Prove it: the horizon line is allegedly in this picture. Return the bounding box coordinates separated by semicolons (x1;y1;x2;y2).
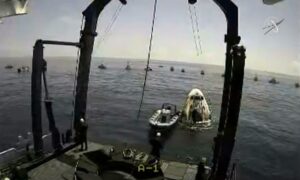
1;55;299;78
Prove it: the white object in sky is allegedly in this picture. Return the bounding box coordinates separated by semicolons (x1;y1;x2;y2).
263;18;284;35
0;0;29;19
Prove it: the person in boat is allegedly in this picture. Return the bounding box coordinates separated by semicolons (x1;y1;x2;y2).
161;106;171;123
78;118;88;151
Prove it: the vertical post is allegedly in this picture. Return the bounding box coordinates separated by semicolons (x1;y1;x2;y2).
31;40;44;155
74;0;112;134
42;60;62;151
214;0;240;139
210;0;241;178
215;45;246;179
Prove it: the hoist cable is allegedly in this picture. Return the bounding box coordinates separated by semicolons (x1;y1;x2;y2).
70;15;85;131
137;0;158;121
193;5;202;54
104;4;123;35
188;4;200;56
97;4;123;48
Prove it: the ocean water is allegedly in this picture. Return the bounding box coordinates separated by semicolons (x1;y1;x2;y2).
0;57;299;180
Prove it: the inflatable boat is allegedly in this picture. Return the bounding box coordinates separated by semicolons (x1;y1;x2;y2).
149;103;179;130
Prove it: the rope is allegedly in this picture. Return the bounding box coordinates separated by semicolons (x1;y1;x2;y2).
97;4;123;48
70;15;85;131
193;5;202;54
188;4;200;56
137;0;158;121
104;4;123;36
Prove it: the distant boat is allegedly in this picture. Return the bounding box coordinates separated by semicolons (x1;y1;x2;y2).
125;62;131;70
98;64;106;69
170;66;174;72
221;73;225;77
17;66;30;73
201;70;205;75
5;64;13;69
158;65;164;68
21;66;29;72
144;67;152;71
181;69;185;73
295;83;299;88
269;78;279;84
254;75;258;81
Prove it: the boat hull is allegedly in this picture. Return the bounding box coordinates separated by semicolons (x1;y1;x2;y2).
149;110;179;130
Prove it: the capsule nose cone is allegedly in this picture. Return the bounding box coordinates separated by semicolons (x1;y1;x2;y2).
119;0;127;5
188;0;197;5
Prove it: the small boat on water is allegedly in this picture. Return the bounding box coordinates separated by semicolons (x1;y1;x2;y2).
125;62;131;70
201;70;205;75
295;83;299;88
98;64;107;69
17;66;30;73
181;88;211;127
22;66;30;72
181;68;185;73
158;65;163;68
144;67;152;71
5;64;13;69
170;66;174;72
254;75;258;81
269;78;279;84
149;103;180;130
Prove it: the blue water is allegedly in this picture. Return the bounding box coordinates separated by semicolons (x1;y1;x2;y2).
0;57;299;180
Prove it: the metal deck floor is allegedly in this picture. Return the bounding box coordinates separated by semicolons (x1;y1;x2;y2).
28;142;198;180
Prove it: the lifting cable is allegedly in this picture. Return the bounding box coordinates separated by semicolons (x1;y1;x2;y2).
97;3;123;48
188;3;202;56
193;5;203;54
70;15;85;131
137;0;158;121
188;4;199;56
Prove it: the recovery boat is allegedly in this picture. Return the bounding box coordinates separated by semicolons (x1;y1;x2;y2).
149;103;180;130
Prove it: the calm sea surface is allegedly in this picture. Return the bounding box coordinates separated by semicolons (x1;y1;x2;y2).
0;57;299;180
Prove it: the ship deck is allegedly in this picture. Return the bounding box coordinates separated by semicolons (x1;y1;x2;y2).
28;141;199;180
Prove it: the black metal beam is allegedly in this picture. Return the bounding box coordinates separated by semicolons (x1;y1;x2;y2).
73;0;113;134
42;40;80;47
213;0;240;133
210;0;241;179
215;46;246;180
31;39;80;155
31;40;44;155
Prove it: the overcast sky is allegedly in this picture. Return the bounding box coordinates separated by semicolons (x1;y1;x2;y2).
0;0;299;76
